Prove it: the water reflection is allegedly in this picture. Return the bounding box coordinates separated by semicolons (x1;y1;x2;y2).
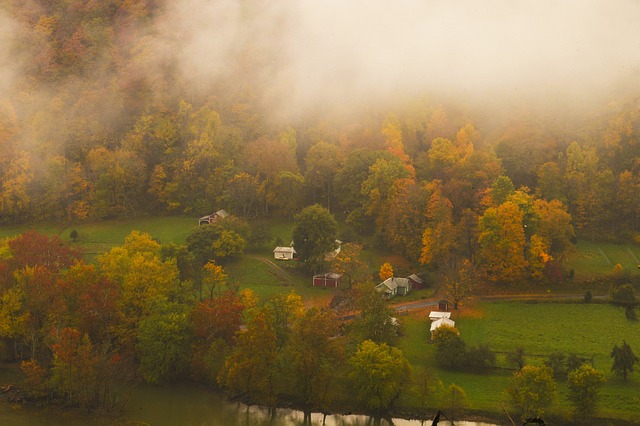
229;404;496;426
125;384;497;426
0;376;497;426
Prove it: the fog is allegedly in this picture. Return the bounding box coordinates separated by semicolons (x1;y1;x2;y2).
161;0;640;121
0;13;20;100
2;1;639;126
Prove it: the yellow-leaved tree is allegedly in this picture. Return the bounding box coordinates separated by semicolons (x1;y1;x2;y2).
379;262;394;281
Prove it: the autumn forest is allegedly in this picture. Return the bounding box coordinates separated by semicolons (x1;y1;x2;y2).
1;0;640;423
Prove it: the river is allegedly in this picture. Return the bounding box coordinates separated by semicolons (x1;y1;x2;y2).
0;369;498;426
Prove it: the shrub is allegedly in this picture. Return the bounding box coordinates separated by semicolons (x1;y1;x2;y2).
507;365;556;421
544;351;567;380
612;284;636;305
432;326;466;369
584;289;592;303
506;347;526;370
625;305;638;321
566;354;588;373
466;344;496;370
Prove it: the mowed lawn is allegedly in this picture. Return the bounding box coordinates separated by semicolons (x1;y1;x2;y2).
567;240;640;278
398;302;640;421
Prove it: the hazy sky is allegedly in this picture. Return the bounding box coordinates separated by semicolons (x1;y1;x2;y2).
162;0;640;119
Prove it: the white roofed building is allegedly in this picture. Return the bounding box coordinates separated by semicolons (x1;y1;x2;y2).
273;246;297;260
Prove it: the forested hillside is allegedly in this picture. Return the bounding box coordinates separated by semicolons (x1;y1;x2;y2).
2;3;640;422
1;1;640;280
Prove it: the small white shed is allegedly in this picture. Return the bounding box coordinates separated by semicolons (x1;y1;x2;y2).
273;246;297;260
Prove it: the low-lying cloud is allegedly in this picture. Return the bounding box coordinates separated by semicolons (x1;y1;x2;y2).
162;0;640;120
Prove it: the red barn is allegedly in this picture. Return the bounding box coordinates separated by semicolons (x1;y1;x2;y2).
312;272;342;288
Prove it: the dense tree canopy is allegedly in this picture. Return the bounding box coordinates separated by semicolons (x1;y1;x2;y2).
291;204;338;269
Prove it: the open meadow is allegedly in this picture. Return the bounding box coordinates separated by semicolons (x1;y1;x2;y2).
567;240;640;279
397;301;640;422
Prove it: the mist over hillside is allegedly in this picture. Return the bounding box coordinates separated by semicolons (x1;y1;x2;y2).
1;0;640;231
161;0;640;121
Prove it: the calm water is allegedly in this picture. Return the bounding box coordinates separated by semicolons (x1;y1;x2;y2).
0;370;498;426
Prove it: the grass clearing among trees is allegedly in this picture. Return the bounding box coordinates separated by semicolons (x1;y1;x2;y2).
396;302;640;422
567;241;640;279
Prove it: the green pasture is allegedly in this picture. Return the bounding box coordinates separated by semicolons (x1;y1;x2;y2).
224;256;334;302
0;217;197;247
397;302;640;422
567;240;640;278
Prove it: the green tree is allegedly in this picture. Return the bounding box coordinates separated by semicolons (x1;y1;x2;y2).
507;365;556;421
432;325;466;369
136;302;192;384
361;157;410;231
223;173;259;218
351;283;398;345
379;179;428;261
567;364;606;422
286;308;342;407
465;343;496;370
348;339;411;411
490;175;516;206
264;291;304;349
211;230;245;261
420;182;455;268
186;222;247;267
535;161;565;202
291;204;338;270
507;347;526;370
267;171;305;219
98;231;181;349
610;340;639;381
443;383;467;424
412;368;442;412
304;141;340;211
612;283;636;305
335;150;396;230
544;351;568;380
220;306;279;408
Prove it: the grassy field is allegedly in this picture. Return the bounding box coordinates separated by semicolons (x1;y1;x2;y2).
397;302;640;422
567;240;640;279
